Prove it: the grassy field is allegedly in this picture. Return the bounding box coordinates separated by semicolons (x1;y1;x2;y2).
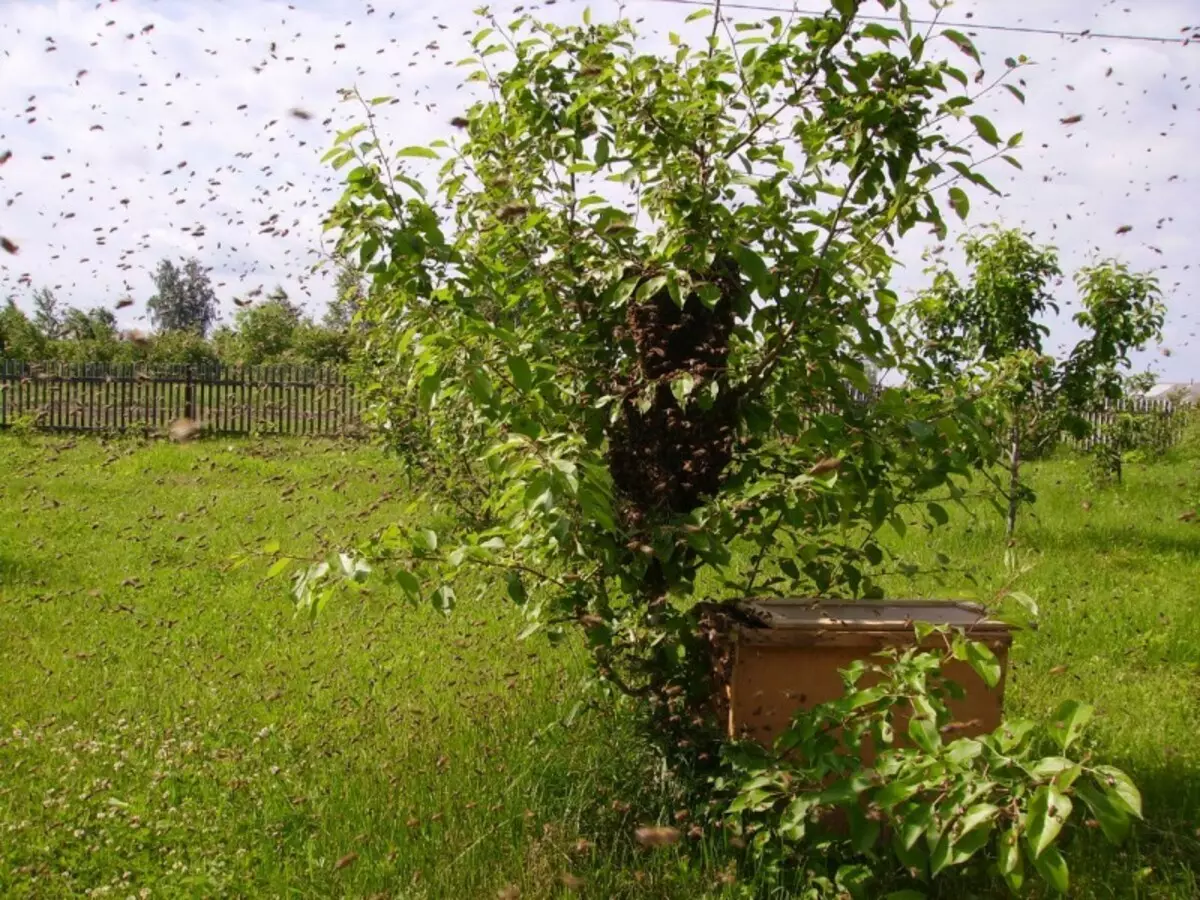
0;433;1197;898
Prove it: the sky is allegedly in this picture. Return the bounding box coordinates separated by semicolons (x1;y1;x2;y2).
0;0;1197;380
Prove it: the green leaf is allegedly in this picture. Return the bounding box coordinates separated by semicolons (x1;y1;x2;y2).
907;714;940;754
928;833;952;875
418;372;441;412
395;569;421;599
670;373;697;405
1004;83;1026;104
999;824;1023;888
875;779;920;810
906;420;935;441
431;585;455;615
969;115;1001;147
1030;845;1069;894
964;640;1001;689
635;275;668;303
1093;765;1143;818
892;827;928;875
944;737;982;765
612;276;640;306
862;23;902;44
1030;756;1079;781
507;356;534;391
1026;785;1072;859
1047;699;1093;752
957;802;999;835
942;29;980;65
265;557;290;579
1075;782;1132;843
397;145;440;159
948;187;969;220
505;571;527;605
684;8;712;21
993;718;1037;753
848;806;882;853
262;539;281;555
732;244;772;298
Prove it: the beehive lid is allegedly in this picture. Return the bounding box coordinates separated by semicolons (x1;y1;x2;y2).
740;598;1010;634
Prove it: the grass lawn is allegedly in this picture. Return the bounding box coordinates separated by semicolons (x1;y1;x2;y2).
1;433;1198;898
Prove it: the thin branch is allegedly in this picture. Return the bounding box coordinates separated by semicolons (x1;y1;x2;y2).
721;11;851;160
708;0;723;55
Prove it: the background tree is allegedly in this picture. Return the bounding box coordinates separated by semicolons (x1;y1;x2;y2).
325;263;365;331
147;257;219;336
0;298;48;359
225;295;303;364
60;306;118;343
143;329;220;368
32;287;64;341
291;321;351;365
265;284;304;319
911;226;1165;534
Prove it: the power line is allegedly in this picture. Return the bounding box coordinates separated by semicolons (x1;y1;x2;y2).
634;0;1199;46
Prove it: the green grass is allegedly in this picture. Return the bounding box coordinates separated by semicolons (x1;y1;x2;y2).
0;434;1198;898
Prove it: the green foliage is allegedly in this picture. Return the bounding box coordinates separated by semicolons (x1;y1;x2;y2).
0;298;48;359
60;306;118;342
310;2;1026;694
141;328;221;366
914;227;1063;368
325;261;365;331
722;630;1142;897
910;227;1166;533
290;320;352;365
213;294;352;366
1064;265;1167;407
32;286;65;341
44;335;137;364
226;295;303;364
146;257;219;337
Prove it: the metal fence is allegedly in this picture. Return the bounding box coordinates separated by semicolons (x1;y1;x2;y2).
0;361;361;436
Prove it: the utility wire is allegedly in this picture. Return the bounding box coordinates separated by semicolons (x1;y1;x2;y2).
634;0;1199;46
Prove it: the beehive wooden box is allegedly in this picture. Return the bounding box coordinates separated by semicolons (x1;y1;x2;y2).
720;599;1012;751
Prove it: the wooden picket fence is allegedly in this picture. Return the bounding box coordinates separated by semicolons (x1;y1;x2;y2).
0;361;362;436
0;361;1189;448
1067;396;1188;453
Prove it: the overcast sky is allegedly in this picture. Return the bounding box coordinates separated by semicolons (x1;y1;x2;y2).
1;0;1197;380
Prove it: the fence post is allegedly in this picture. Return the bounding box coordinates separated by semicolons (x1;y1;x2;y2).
184;365;195;421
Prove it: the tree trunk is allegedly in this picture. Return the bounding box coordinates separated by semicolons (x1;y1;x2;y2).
1006;420;1022;538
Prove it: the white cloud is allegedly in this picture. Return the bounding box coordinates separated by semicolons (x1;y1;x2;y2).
0;0;1195;378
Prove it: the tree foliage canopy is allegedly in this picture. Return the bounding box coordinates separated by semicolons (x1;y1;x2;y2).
909;226;1165;532
310;1;1031;705
146;257;219;337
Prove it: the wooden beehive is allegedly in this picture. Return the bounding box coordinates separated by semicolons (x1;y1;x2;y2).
721;599;1012;754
